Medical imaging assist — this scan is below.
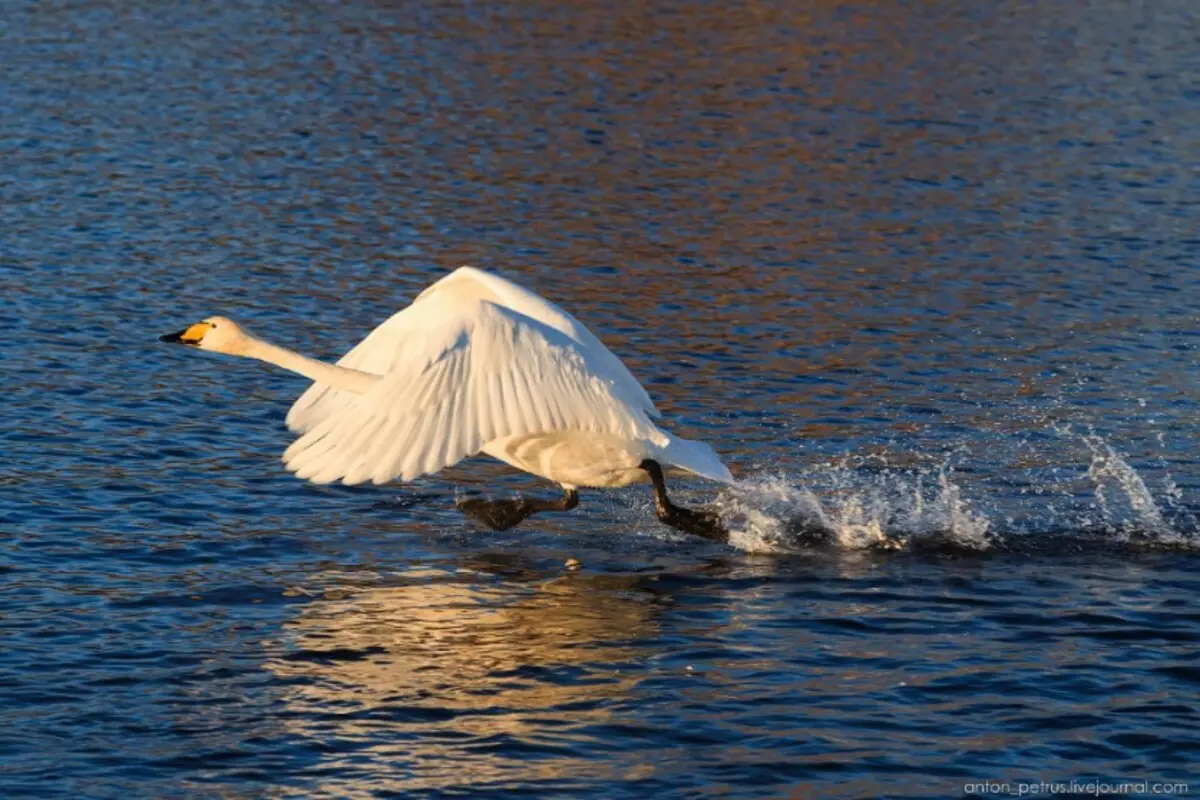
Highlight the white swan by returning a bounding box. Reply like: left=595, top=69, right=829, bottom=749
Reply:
left=161, top=266, right=733, bottom=540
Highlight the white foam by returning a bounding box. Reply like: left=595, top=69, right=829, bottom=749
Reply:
left=1081, top=435, right=1182, bottom=544
left=716, top=461, right=991, bottom=554
left=711, top=432, right=1192, bottom=554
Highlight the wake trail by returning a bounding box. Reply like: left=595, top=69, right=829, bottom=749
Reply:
left=710, top=433, right=1197, bottom=556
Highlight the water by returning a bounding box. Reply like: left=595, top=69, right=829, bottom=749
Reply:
left=2, top=0, right=1198, bottom=796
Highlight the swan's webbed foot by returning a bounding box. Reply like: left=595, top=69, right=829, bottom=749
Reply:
left=457, top=488, right=579, bottom=531
left=456, top=497, right=538, bottom=530
left=639, top=459, right=729, bottom=544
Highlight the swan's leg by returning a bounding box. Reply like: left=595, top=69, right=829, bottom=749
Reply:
left=639, top=460, right=728, bottom=544
left=457, top=487, right=579, bottom=531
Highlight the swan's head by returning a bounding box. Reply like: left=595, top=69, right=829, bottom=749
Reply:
left=160, top=316, right=250, bottom=355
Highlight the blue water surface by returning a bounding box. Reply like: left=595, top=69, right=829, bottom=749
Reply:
left=1, top=0, right=1198, bottom=797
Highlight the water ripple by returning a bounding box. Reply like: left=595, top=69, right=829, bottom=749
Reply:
left=3, top=0, right=1199, bottom=796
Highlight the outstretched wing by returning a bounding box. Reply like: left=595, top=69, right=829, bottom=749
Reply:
left=282, top=298, right=663, bottom=485
left=285, top=266, right=659, bottom=435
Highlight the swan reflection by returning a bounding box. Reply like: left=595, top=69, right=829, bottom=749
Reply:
left=266, top=566, right=666, bottom=795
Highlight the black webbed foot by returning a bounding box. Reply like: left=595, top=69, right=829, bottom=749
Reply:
left=457, top=488, right=579, bottom=531
left=639, top=459, right=729, bottom=544
left=456, top=497, right=539, bottom=531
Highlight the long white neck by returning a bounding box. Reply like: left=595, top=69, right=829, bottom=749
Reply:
left=238, top=335, right=379, bottom=394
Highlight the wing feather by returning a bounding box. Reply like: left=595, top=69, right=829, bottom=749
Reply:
left=282, top=297, right=660, bottom=485
left=483, top=359, right=505, bottom=444
left=374, top=418, right=418, bottom=486
left=456, top=357, right=477, bottom=463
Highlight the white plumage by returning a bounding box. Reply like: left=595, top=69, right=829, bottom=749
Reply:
left=162, top=266, right=733, bottom=496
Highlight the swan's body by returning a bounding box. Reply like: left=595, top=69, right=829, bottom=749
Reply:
left=162, top=266, right=732, bottom=539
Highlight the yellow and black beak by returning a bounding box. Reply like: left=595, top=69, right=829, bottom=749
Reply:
left=160, top=322, right=210, bottom=346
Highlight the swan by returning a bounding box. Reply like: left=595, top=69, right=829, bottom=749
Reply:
left=160, top=266, right=733, bottom=541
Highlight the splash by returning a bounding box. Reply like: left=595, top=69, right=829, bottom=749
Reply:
left=714, top=433, right=1195, bottom=556
left=1080, top=435, right=1186, bottom=546
left=717, top=460, right=991, bottom=554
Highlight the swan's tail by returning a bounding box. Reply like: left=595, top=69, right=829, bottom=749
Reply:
left=656, top=436, right=735, bottom=484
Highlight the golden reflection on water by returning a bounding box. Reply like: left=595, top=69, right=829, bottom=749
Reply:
left=266, top=567, right=664, bottom=794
